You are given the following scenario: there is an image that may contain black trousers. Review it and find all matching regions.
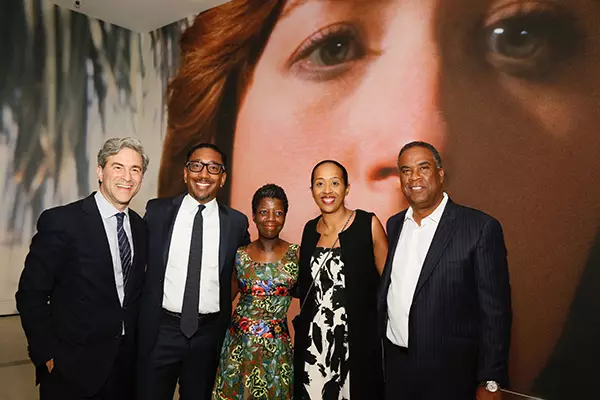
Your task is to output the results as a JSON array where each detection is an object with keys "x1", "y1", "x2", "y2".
[
  {"x1": 383, "y1": 338, "x2": 476, "y2": 400},
  {"x1": 137, "y1": 310, "x2": 222, "y2": 400},
  {"x1": 39, "y1": 337, "x2": 135, "y2": 400}
]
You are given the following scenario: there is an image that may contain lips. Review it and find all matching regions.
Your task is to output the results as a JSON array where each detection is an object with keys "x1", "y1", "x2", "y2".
[
  {"x1": 194, "y1": 180, "x2": 213, "y2": 189},
  {"x1": 116, "y1": 183, "x2": 133, "y2": 190},
  {"x1": 321, "y1": 196, "x2": 336, "y2": 205}
]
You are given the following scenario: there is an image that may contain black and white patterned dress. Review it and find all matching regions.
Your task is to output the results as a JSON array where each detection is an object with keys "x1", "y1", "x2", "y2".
[{"x1": 304, "y1": 247, "x2": 350, "y2": 400}]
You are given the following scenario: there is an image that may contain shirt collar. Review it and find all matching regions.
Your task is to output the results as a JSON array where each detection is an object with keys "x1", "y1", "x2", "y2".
[
  {"x1": 94, "y1": 191, "x2": 129, "y2": 220},
  {"x1": 182, "y1": 193, "x2": 218, "y2": 216},
  {"x1": 405, "y1": 192, "x2": 448, "y2": 224}
]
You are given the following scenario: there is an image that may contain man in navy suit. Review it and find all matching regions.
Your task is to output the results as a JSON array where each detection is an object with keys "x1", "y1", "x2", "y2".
[
  {"x1": 137, "y1": 143, "x2": 250, "y2": 400},
  {"x1": 16, "y1": 137, "x2": 149, "y2": 400},
  {"x1": 379, "y1": 141, "x2": 512, "y2": 399}
]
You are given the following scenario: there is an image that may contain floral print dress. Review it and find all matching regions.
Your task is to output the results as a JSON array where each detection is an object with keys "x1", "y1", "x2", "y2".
[{"x1": 212, "y1": 244, "x2": 299, "y2": 400}]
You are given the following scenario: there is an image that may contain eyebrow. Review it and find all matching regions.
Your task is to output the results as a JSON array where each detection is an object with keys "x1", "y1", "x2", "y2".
[
  {"x1": 281, "y1": 0, "x2": 311, "y2": 19},
  {"x1": 281, "y1": 0, "x2": 389, "y2": 19},
  {"x1": 189, "y1": 159, "x2": 222, "y2": 164},
  {"x1": 110, "y1": 161, "x2": 142, "y2": 169},
  {"x1": 399, "y1": 161, "x2": 432, "y2": 169}
]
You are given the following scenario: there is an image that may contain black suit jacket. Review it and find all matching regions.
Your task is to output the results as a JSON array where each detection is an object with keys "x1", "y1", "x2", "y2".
[
  {"x1": 16, "y1": 193, "x2": 147, "y2": 396},
  {"x1": 138, "y1": 194, "x2": 250, "y2": 357},
  {"x1": 378, "y1": 199, "x2": 512, "y2": 389}
]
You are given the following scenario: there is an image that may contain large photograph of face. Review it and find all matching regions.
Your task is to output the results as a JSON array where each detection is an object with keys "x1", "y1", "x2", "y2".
[
  {"x1": 1, "y1": 0, "x2": 598, "y2": 398},
  {"x1": 158, "y1": 0, "x2": 600, "y2": 397}
]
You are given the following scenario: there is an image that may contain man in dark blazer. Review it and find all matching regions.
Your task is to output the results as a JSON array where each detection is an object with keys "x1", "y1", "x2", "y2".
[
  {"x1": 379, "y1": 141, "x2": 512, "y2": 400},
  {"x1": 137, "y1": 143, "x2": 250, "y2": 400},
  {"x1": 16, "y1": 137, "x2": 150, "y2": 400}
]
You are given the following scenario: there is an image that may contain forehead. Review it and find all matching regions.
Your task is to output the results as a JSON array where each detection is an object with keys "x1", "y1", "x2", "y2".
[
  {"x1": 106, "y1": 147, "x2": 142, "y2": 165},
  {"x1": 257, "y1": 197, "x2": 285, "y2": 208},
  {"x1": 313, "y1": 162, "x2": 344, "y2": 179},
  {"x1": 189, "y1": 147, "x2": 223, "y2": 164},
  {"x1": 398, "y1": 146, "x2": 435, "y2": 166}
]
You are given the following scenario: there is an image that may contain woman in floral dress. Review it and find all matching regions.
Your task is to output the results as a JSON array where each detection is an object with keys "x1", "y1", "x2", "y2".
[{"x1": 212, "y1": 184, "x2": 299, "y2": 400}]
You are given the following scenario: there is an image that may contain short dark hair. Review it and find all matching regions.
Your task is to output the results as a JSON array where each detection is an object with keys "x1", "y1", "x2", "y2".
[
  {"x1": 252, "y1": 184, "x2": 289, "y2": 215},
  {"x1": 186, "y1": 143, "x2": 227, "y2": 168},
  {"x1": 398, "y1": 141, "x2": 443, "y2": 169},
  {"x1": 311, "y1": 160, "x2": 349, "y2": 187}
]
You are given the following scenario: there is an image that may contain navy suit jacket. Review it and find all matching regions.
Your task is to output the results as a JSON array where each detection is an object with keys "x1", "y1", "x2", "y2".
[
  {"x1": 16, "y1": 193, "x2": 147, "y2": 396},
  {"x1": 137, "y1": 194, "x2": 250, "y2": 357},
  {"x1": 378, "y1": 199, "x2": 512, "y2": 387}
]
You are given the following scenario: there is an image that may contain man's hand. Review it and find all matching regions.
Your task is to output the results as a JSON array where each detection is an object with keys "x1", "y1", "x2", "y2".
[
  {"x1": 45, "y1": 358, "x2": 54, "y2": 373},
  {"x1": 476, "y1": 386, "x2": 502, "y2": 400}
]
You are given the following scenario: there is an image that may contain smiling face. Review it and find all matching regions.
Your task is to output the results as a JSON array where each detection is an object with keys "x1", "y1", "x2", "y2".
[
  {"x1": 253, "y1": 197, "x2": 287, "y2": 240},
  {"x1": 311, "y1": 162, "x2": 350, "y2": 214},
  {"x1": 184, "y1": 147, "x2": 227, "y2": 204},
  {"x1": 398, "y1": 146, "x2": 445, "y2": 218},
  {"x1": 97, "y1": 147, "x2": 144, "y2": 211},
  {"x1": 225, "y1": 0, "x2": 600, "y2": 390}
]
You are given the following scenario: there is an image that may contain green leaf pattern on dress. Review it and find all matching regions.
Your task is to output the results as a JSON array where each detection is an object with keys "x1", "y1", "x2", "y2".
[{"x1": 212, "y1": 244, "x2": 299, "y2": 400}]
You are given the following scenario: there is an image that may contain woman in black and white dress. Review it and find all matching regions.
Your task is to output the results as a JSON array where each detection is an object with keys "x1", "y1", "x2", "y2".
[{"x1": 293, "y1": 160, "x2": 388, "y2": 400}]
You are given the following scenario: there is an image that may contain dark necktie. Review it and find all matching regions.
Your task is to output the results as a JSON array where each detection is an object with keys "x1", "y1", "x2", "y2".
[
  {"x1": 181, "y1": 204, "x2": 206, "y2": 338},
  {"x1": 115, "y1": 212, "x2": 132, "y2": 286}
]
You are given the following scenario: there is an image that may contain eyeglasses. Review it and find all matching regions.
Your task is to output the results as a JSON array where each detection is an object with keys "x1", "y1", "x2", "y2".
[{"x1": 185, "y1": 161, "x2": 225, "y2": 175}]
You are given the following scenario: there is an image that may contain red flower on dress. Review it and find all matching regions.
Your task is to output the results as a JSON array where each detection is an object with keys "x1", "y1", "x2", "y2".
[
  {"x1": 274, "y1": 287, "x2": 288, "y2": 296},
  {"x1": 251, "y1": 285, "x2": 266, "y2": 296},
  {"x1": 239, "y1": 317, "x2": 251, "y2": 330}
]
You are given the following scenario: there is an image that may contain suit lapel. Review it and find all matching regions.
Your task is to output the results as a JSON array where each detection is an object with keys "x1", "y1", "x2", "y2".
[
  {"x1": 218, "y1": 204, "x2": 231, "y2": 273},
  {"x1": 81, "y1": 193, "x2": 120, "y2": 305},
  {"x1": 161, "y1": 194, "x2": 185, "y2": 270},
  {"x1": 381, "y1": 213, "x2": 406, "y2": 291},
  {"x1": 412, "y1": 201, "x2": 457, "y2": 299}
]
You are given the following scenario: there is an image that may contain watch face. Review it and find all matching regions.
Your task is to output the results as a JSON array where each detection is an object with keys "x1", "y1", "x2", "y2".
[{"x1": 486, "y1": 381, "x2": 499, "y2": 392}]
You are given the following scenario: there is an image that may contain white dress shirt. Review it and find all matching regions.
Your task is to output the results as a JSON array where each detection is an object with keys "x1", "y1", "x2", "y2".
[
  {"x1": 95, "y1": 191, "x2": 134, "y2": 334},
  {"x1": 386, "y1": 192, "x2": 448, "y2": 347},
  {"x1": 163, "y1": 195, "x2": 221, "y2": 314}
]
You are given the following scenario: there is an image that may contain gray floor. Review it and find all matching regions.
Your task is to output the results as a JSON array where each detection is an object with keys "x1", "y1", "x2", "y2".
[
  {"x1": 0, "y1": 315, "x2": 37, "y2": 400},
  {"x1": 0, "y1": 315, "x2": 180, "y2": 400}
]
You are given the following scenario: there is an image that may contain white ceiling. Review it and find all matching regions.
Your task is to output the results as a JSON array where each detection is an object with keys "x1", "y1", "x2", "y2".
[{"x1": 49, "y1": 0, "x2": 229, "y2": 32}]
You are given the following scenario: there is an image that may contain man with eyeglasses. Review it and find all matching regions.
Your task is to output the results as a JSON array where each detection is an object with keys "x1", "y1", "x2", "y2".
[{"x1": 137, "y1": 143, "x2": 250, "y2": 400}]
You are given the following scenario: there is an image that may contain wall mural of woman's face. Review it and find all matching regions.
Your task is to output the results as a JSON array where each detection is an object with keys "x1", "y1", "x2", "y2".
[{"x1": 230, "y1": 0, "x2": 600, "y2": 391}]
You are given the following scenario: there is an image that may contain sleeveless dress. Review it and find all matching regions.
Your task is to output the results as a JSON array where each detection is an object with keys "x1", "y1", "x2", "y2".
[
  {"x1": 212, "y1": 244, "x2": 299, "y2": 400},
  {"x1": 304, "y1": 247, "x2": 350, "y2": 400},
  {"x1": 294, "y1": 210, "x2": 383, "y2": 399}
]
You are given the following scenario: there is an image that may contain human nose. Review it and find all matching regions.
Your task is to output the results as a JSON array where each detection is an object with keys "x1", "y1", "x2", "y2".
[
  {"x1": 122, "y1": 168, "x2": 132, "y2": 181},
  {"x1": 349, "y1": 5, "x2": 446, "y2": 187},
  {"x1": 408, "y1": 169, "x2": 421, "y2": 182},
  {"x1": 197, "y1": 163, "x2": 211, "y2": 178}
]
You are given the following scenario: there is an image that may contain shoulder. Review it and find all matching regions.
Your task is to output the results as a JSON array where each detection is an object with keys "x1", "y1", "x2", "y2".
[
  {"x1": 39, "y1": 197, "x2": 85, "y2": 221},
  {"x1": 35, "y1": 196, "x2": 91, "y2": 235},
  {"x1": 386, "y1": 210, "x2": 407, "y2": 227},
  {"x1": 450, "y1": 201, "x2": 499, "y2": 226},
  {"x1": 303, "y1": 215, "x2": 320, "y2": 232},
  {"x1": 355, "y1": 209, "x2": 374, "y2": 220},
  {"x1": 288, "y1": 243, "x2": 300, "y2": 255},
  {"x1": 145, "y1": 196, "x2": 176, "y2": 211},
  {"x1": 220, "y1": 204, "x2": 249, "y2": 224}
]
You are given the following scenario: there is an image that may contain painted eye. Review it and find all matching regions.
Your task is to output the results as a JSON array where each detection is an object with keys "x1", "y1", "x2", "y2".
[
  {"x1": 290, "y1": 24, "x2": 365, "y2": 80},
  {"x1": 484, "y1": 10, "x2": 581, "y2": 78}
]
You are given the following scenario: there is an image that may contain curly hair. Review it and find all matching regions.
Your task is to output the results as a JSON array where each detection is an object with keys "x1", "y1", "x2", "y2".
[
  {"x1": 159, "y1": 0, "x2": 284, "y2": 198},
  {"x1": 251, "y1": 183, "x2": 289, "y2": 215}
]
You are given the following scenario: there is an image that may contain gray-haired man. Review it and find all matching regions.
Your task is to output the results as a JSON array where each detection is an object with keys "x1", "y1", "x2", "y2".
[{"x1": 16, "y1": 137, "x2": 149, "y2": 400}]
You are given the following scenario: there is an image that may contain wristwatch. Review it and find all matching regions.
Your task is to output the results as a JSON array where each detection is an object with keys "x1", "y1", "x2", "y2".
[{"x1": 483, "y1": 381, "x2": 499, "y2": 393}]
